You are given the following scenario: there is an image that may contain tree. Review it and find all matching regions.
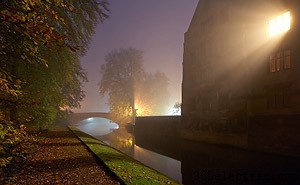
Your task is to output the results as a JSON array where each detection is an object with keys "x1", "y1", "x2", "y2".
[
  {"x1": 0, "y1": 0, "x2": 109, "y2": 125},
  {"x1": 0, "y1": 0, "x2": 109, "y2": 59},
  {"x1": 14, "y1": 46, "x2": 88, "y2": 128},
  {"x1": 99, "y1": 48, "x2": 170, "y2": 121},
  {"x1": 173, "y1": 102, "x2": 181, "y2": 115},
  {"x1": 99, "y1": 48, "x2": 145, "y2": 121},
  {"x1": 0, "y1": 0, "x2": 109, "y2": 167}
]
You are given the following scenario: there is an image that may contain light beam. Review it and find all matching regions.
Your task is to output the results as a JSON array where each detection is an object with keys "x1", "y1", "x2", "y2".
[{"x1": 268, "y1": 11, "x2": 291, "y2": 38}]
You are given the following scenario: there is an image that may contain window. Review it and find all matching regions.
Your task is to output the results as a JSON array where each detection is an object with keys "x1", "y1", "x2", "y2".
[
  {"x1": 270, "y1": 55, "x2": 276, "y2": 72},
  {"x1": 268, "y1": 11, "x2": 291, "y2": 38},
  {"x1": 276, "y1": 51, "x2": 282, "y2": 71},
  {"x1": 284, "y1": 50, "x2": 291, "y2": 69},
  {"x1": 267, "y1": 87, "x2": 290, "y2": 108},
  {"x1": 269, "y1": 49, "x2": 291, "y2": 72}
]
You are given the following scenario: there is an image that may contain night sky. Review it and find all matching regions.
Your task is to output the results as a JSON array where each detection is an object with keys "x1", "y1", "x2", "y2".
[{"x1": 75, "y1": 0, "x2": 198, "y2": 113}]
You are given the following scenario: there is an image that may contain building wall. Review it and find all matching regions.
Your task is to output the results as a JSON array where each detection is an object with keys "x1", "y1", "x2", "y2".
[
  {"x1": 249, "y1": 115, "x2": 300, "y2": 156},
  {"x1": 135, "y1": 116, "x2": 181, "y2": 137},
  {"x1": 182, "y1": 0, "x2": 300, "y2": 155}
]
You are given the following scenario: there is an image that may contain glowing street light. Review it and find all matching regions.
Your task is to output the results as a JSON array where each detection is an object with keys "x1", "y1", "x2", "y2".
[
  {"x1": 268, "y1": 11, "x2": 291, "y2": 38},
  {"x1": 134, "y1": 100, "x2": 150, "y2": 116},
  {"x1": 134, "y1": 103, "x2": 145, "y2": 116}
]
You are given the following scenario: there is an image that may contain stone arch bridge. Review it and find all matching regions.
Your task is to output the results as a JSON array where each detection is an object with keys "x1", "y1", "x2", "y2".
[{"x1": 67, "y1": 112, "x2": 112, "y2": 126}]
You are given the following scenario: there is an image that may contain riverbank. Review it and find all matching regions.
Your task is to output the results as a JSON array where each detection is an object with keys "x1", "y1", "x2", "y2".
[
  {"x1": 69, "y1": 126, "x2": 180, "y2": 185},
  {"x1": 1, "y1": 124, "x2": 121, "y2": 184}
]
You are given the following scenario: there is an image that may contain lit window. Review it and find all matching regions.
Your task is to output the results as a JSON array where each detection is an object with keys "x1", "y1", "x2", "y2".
[
  {"x1": 268, "y1": 11, "x2": 291, "y2": 38},
  {"x1": 269, "y1": 49, "x2": 291, "y2": 73},
  {"x1": 270, "y1": 55, "x2": 276, "y2": 72},
  {"x1": 276, "y1": 51, "x2": 282, "y2": 71},
  {"x1": 284, "y1": 50, "x2": 291, "y2": 69}
]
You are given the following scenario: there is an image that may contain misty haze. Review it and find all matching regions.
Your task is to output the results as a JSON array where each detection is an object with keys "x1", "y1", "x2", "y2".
[{"x1": 2, "y1": 1, "x2": 300, "y2": 185}]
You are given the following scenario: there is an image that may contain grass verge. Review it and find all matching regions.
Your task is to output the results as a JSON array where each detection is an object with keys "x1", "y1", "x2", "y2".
[{"x1": 69, "y1": 126, "x2": 180, "y2": 185}]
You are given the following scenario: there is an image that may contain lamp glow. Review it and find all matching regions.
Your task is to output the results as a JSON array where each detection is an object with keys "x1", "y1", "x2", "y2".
[{"x1": 269, "y1": 11, "x2": 291, "y2": 38}]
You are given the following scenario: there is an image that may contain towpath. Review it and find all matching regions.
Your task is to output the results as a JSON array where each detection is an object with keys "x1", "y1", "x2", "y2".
[{"x1": 2, "y1": 124, "x2": 122, "y2": 185}]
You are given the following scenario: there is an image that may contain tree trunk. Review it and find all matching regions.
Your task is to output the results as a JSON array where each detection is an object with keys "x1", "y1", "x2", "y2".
[{"x1": 132, "y1": 102, "x2": 136, "y2": 124}]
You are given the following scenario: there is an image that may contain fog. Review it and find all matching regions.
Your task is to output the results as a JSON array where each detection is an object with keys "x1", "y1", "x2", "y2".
[{"x1": 73, "y1": 0, "x2": 198, "y2": 113}]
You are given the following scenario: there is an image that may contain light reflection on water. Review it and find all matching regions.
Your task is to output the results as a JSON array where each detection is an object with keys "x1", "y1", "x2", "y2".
[
  {"x1": 76, "y1": 117, "x2": 182, "y2": 183},
  {"x1": 74, "y1": 117, "x2": 300, "y2": 185},
  {"x1": 133, "y1": 145, "x2": 181, "y2": 181}
]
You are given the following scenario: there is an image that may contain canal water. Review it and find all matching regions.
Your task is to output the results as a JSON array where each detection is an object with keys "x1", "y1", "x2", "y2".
[{"x1": 76, "y1": 117, "x2": 300, "y2": 185}]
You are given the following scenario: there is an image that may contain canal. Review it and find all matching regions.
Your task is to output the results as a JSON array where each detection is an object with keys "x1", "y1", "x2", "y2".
[{"x1": 76, "y1": 117, "x2": 300, "y2": 185}]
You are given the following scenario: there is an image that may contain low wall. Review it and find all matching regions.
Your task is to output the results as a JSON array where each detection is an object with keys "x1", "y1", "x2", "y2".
[
  {"x1": 248, "y1": 115, "x2": 300, "y2": 157},
  {"x1": 135, "y1": 116, "x2": 181, "y2": 137},
  {"x1": 135, "y1": 115, "x2": 300, "y2": 157},
  {"x1": 180, "y1": 114, "x2": 300, "y2": 157}
]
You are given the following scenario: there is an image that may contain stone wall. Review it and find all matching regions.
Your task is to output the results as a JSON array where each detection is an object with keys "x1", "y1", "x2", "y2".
[
  {"x1": 180, "y1": 114, "x2": 300, "y2": 157},
  {"x1": 135, "y1": 116, "x2": 181, "y2": 137},
  {"x1": 248, "y1": 115, "x2": 300, "y2": 157}
]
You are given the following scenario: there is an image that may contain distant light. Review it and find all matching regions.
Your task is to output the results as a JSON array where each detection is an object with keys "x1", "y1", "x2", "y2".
[
  {"x1": 269, "y1": 11, "x2": 291, "y2": 38},
  {"x1": 113, "y1": 123, "x2": 119, "y2": 129},
  {"x1": 167, "y1": 107, "x2": 181, "y2": 116},
  {"x1": 134, "y1": 102, "x2": 147, "y2": 116}
]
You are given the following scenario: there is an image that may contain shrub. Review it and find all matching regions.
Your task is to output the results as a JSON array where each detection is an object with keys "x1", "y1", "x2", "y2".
[{"x1": 0, "y1": 117, "x2": 36, "y2": 168}]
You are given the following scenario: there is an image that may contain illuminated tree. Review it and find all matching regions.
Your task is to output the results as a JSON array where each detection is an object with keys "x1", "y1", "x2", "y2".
[
  {"x1": 0, "y1": 0, "x2": 109, "y2": 167},
  {"x1": 0, "y1": 0, "x2": 109, "y2": 59},
  {"x1": 0, "y1": 0, "x2": 109, "y2": 124},
  {"x1": 99, "y1": 48, "x2": 170, "y2": 121},
  {"x1": 99, "y1": 48, "x2": 145, "y2": 120}
]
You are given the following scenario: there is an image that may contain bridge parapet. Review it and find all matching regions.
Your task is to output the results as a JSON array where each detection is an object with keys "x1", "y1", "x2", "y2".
[{"x1": 68, "y1": 112, "x2": 111, "y2": 126}]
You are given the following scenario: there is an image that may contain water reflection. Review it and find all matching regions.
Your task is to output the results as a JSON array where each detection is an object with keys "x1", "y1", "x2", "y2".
[
  {"x1": 76, "y1": 117, "x2": 300, "y2": 185},
  {"x1": 136, "y1": 133, "x2": 300, "y2": 185},
  {"x1": 179, "y1": 140, "x2": 300, "y2": 185},
  {"x1": 76, "y1": 117, "x2": 182, "y2": 183},
  {"x1": 98, "y1": 123, "x2": 182, "y2": 183},
  {"x1": 133, "y1": 145, "x2": 181, "y2": 181}
]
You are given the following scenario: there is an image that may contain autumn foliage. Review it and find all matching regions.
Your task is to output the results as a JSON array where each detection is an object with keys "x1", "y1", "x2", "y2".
[
  {"x1": 0, "y1": 0, "x2": 109, "y2": 168},
  {"x1": 0, "y1": 113, "x2": 36, "y2": 168}
]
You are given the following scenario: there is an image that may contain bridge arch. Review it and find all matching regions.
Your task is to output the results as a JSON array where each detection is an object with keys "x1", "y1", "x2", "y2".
[{"x1": 68, "y1": 112, "x2": 112, "y2": 126}]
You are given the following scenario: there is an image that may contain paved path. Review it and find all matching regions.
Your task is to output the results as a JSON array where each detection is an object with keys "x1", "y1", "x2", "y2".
[{"x1": 3, "y1": 125, "x2": 122, "y2": 185}]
